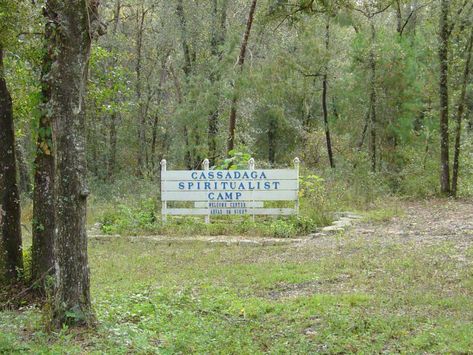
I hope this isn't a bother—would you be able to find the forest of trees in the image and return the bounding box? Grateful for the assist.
[1,0,473,329]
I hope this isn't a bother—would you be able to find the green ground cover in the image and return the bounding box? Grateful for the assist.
[1,227,472,353]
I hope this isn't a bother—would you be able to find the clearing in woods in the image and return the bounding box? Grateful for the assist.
[1,199,472,353]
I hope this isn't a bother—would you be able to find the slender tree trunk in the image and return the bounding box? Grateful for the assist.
[151,58,168,175]
[169,64,193,169]
[136,5,146,176]
[369,19,377,172]
[452,27,473,197]
[32,15,55,286]
[268,118,276,165]
[227,0,258,154]
[107,112,118,180]
[208,0,228,165]
[322,17,335,169]
[16,140,31,195]
[176,0,193,77]
[395,0,402,34]
[107,0,121,182]
[0,46,23,282]
[439,0,451,195]
[45,0,102,327]
[176,0,196,168]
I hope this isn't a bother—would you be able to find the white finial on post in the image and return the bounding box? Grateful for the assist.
[294,157,300,215]
[248,158,255,170]
[161,159,167,223]
[203,159,210,224]
[203,159,210,171]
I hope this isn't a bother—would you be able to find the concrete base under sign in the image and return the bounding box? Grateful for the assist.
[88,234,305,246]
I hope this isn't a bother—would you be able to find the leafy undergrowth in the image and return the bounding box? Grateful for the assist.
[93,198,331,238]
[1,231,472,353]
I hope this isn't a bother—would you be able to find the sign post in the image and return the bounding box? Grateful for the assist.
[160,159,167,223]
[203,159,210,224]
[294,157,300,215]
[248,158,256,222]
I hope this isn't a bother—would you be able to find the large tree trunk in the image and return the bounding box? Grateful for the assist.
[32,15,55,287]
[452,27,473,197]
[322,16,335,169]
[227,0,258,154]
[0,46,23,283]
[439,0,451,195]
[45,0,102,327]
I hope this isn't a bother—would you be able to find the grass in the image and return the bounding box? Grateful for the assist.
[1,230,472,353]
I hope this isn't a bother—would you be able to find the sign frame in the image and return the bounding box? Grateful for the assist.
[160,157,300,223]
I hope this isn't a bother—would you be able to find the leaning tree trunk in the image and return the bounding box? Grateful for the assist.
[227,0,258,154]
[32,14,55,287]
[452,26,473,197]
[438,0,451,195]
[0,46,23,283]
[45,0,102,327]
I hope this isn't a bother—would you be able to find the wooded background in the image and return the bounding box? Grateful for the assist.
[4,0,473,196]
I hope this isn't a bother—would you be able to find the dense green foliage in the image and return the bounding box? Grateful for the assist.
[1,0,472,199]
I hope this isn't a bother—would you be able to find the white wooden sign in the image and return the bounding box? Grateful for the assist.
[160,158,300,223]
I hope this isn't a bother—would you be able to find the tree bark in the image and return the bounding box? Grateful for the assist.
[322,16,335,169]
[32,14,55,287]
[452,26,473,197]
[227,0,258,154]
[45,0,102,327]
[439,0,451,195]
[0,46,23,282]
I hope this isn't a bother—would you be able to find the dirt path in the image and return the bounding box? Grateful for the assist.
[346,199,473,249]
